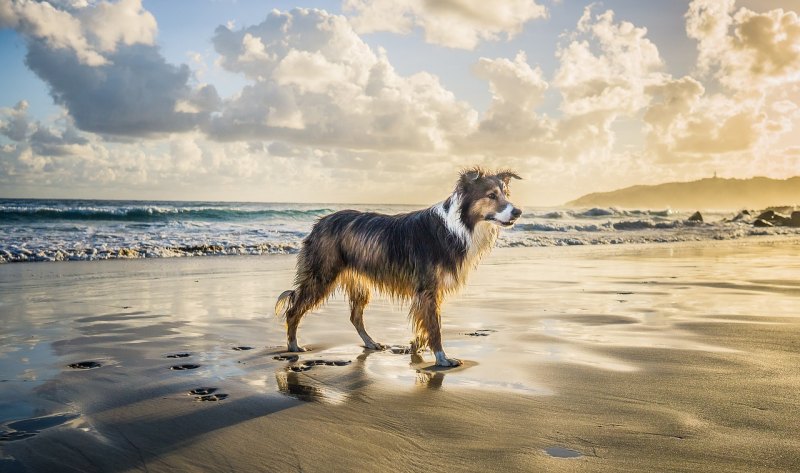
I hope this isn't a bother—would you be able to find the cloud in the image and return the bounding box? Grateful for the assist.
[0,108,460,203]
[0,0,105,66]
[457,51,557,157]
[457,2,799,193]
[0,0,156,66]
[3,2,799,206]
[641,1,800,159]
[463,6,666,162]
[342,0,547,50]
[642,75,766,158]
[80,0,156,53]
[1,101,93,159]
[209,8,475,152]
[0,112,246,192]
[450,6,668,166]
[3,0,219,137]
[25,41,218,136]
[687,0,800,90]
[460,7,674,164]
[0,100,31,141]
[555,7,664,117]
[685,0,734,74]
[29,122,90,157]
[0,102,112,185]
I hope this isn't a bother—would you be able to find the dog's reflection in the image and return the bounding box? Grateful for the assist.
[275,370,328,402]
[275,347,449,401]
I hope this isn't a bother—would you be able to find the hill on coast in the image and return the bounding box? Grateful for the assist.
[565,177,800,210]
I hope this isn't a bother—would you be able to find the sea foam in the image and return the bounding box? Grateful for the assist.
[1,199,798,263]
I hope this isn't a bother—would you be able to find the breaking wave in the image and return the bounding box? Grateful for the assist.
[1,199,798,263]
[0,206,334,222]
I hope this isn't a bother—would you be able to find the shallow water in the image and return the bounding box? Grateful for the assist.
[1,242,799,470]
[545,446,583,458]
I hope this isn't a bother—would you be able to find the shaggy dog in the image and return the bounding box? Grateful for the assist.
[275,167,522,366]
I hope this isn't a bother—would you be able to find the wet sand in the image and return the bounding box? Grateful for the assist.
[1,240,799,472]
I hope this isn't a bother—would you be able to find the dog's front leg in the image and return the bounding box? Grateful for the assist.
[411,289,462,367]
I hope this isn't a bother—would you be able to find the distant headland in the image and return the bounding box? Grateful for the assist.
[565,176,800,210]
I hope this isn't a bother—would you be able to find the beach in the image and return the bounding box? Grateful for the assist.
[2,239,800,472]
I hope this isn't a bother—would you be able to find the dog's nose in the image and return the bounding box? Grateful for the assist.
[511,207,522,218]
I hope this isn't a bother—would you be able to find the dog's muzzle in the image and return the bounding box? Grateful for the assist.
[486,207,522,226]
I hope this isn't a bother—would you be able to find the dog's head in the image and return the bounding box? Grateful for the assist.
[456,167,523,228]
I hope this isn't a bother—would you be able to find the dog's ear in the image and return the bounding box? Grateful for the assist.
[497,171,522,185]
[459,167,484,186]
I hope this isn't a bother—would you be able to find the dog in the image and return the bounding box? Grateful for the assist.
[275,167,522,367]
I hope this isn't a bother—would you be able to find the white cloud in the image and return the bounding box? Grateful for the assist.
[81,0,156,53]
[458,2,800,198]
[0,0,156,66]
[687,0,800,91]
[641,1,800,160]
[238,33,272,63]
[555,7,665,117]
[0,107,464,203]
[209,8,476,152]
[0,100,31,141]
[273,50,351,94]
[685,0,735,75]
[3,1,218,137]
[0,0,104,65]
[458,51,557,157]
[343,0,547,50]
[169,138,203,173]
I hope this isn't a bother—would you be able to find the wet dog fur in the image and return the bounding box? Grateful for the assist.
[275,167,522,367]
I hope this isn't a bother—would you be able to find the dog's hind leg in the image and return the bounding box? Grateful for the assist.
[345,279,384,350]
[285,273,337,352]
[410,289,461,367]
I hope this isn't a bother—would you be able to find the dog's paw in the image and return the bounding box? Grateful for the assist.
[364,342,386,351]
[433,351,462,367]
[287,344,308,352]
[435,357,462,367]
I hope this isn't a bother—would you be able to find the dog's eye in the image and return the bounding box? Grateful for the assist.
[487,192,497,200]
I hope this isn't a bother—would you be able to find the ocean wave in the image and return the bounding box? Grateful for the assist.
[497,226,800,248]
[0,206,335,222]
[611,220,684,230]
[3,224,798,263]
[514,218,687,232]
[2,200,799,264]
[0,242,303,263]
[538,211,567,219]
[533,208,675,219]
[514,222,611,232]
[572,208,675,218]
[578,207,617,217]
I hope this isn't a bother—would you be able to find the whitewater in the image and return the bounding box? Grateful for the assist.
[1,199,798,263]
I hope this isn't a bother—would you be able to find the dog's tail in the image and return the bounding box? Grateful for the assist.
[274,290,295,318]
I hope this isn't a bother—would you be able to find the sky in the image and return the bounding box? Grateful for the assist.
[1,0,799,206]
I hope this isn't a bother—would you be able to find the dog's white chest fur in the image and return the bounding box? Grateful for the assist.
[433,193,471,247]
[434,193,498,291]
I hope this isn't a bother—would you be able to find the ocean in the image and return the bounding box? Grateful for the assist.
[1,199,797,263]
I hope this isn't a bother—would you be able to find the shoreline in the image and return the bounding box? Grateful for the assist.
[3,198,800,264]
[2,231,800,265]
